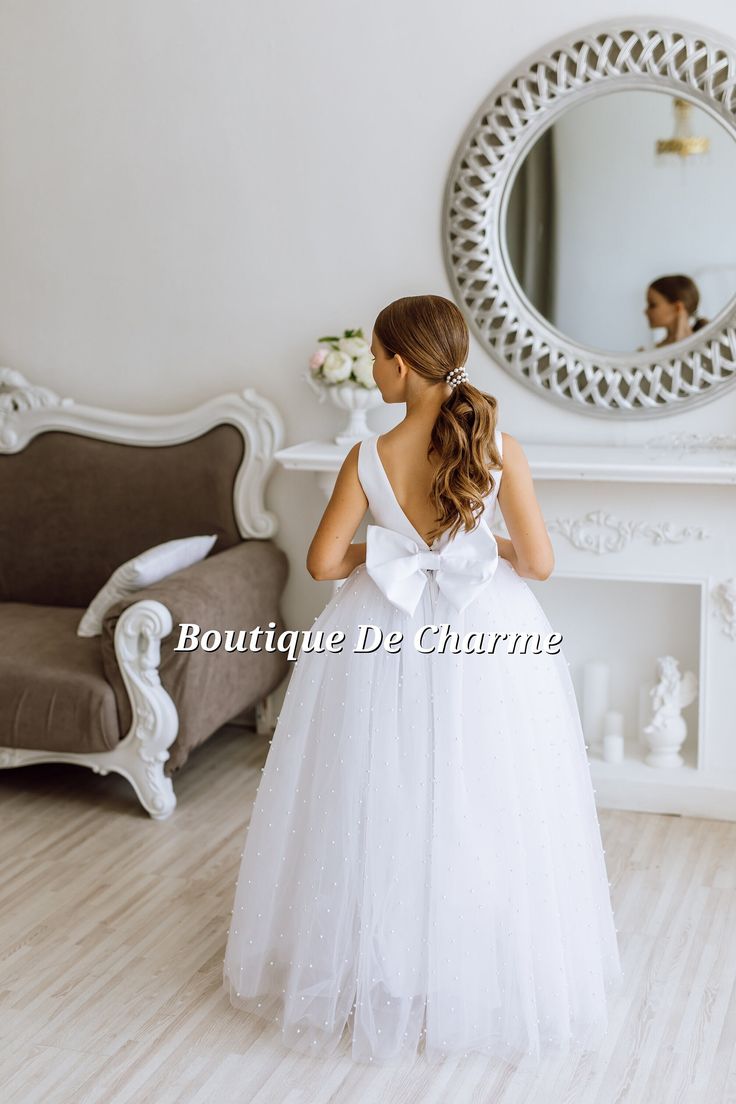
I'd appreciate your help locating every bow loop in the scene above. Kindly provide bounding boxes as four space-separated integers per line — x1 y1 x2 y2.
365 521 499 616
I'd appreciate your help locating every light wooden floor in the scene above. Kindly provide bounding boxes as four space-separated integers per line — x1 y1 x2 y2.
2 723 736 1104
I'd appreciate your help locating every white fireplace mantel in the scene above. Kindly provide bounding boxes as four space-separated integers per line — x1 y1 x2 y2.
275 437 736 485
275 437 736 822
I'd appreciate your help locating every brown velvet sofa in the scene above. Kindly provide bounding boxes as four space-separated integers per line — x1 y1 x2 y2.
0 368 291 818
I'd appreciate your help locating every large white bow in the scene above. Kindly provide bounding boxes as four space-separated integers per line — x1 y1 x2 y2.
365 520 499 616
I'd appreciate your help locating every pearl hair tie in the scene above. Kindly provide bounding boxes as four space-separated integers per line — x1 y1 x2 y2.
445 366 469 389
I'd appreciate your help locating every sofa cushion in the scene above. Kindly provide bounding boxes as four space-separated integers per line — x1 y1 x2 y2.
77 533 218 637
0 604 122 754
0 423 245 607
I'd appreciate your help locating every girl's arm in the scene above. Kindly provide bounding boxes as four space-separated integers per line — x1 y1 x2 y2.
495 433 555 580
306 443 369 581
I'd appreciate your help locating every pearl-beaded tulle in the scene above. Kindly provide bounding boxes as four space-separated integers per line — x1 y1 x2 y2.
222 429 624 1065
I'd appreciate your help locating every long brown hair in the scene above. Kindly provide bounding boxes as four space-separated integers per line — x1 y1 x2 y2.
373 294 502 545
650 274 709 332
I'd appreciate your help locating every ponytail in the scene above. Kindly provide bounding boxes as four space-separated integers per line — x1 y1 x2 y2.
373 294 503 547
428 380 503 546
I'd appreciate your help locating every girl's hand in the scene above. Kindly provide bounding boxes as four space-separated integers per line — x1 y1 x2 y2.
494 535 519 573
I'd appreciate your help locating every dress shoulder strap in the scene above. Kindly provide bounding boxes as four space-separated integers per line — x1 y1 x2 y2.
357 434 381 506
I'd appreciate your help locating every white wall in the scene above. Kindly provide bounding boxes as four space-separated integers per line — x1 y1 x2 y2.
1 1 735 630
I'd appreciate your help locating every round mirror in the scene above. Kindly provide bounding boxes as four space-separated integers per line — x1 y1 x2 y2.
443 22 736 417
505 89 736 355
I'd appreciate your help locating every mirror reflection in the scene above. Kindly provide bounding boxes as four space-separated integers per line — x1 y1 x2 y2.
505 89 736 354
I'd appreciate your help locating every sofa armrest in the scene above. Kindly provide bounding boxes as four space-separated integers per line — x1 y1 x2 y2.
100 540 291 774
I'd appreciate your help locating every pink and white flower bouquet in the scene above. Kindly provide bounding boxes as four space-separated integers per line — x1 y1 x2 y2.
304 328 377 399
304 327 383 445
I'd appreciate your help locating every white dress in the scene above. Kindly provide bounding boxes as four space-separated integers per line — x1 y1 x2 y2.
222 428 624 1065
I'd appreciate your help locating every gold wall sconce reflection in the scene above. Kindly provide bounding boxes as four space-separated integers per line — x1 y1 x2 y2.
656 98 710 158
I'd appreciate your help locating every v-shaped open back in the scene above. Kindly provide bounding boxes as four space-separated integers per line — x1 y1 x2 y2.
357 428 503 551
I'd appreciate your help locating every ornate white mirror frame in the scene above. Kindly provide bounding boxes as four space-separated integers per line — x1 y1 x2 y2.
442 19 736 418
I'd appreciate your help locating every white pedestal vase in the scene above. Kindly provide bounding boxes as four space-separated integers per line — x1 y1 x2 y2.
325 382 384 445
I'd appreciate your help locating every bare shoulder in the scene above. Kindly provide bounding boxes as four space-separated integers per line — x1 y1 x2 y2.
499 432 529 466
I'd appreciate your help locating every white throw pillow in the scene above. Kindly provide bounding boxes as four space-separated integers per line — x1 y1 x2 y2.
77 534 218 637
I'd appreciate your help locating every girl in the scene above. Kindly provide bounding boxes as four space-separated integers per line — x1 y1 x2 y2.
645 274 708 346
223 294 623 1066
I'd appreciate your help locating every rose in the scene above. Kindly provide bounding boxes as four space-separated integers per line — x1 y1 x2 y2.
309 348 328 372
352 354 376 388
338 336 371 358
322 349 353 383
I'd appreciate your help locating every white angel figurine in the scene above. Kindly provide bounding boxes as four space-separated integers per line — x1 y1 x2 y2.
643 655 698 768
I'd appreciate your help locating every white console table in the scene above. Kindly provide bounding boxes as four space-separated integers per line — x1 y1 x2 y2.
275 437 736 822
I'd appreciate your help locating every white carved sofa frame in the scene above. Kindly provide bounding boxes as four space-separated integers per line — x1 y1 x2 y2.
0 368 287 819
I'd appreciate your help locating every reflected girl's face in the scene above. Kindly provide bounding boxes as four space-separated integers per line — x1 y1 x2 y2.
645 287 677 329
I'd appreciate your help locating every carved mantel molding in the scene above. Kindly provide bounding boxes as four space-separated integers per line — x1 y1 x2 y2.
547 510 710 555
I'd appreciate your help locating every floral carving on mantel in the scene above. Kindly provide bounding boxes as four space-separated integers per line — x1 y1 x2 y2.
547 510 710 555
711 578 736 642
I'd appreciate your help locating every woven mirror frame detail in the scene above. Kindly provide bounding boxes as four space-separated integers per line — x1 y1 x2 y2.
442 21 736 418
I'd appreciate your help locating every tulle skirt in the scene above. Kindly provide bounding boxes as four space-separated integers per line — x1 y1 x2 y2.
222 557 624 1065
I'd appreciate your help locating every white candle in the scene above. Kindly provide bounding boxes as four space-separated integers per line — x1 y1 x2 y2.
582 660 609 749
603 733 624 764
603 709 623 738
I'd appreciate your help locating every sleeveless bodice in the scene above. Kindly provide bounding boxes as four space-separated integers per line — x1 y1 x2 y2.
357 427 503 551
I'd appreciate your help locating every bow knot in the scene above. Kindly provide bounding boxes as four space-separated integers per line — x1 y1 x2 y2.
415 549 442 572
365 520 499 616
